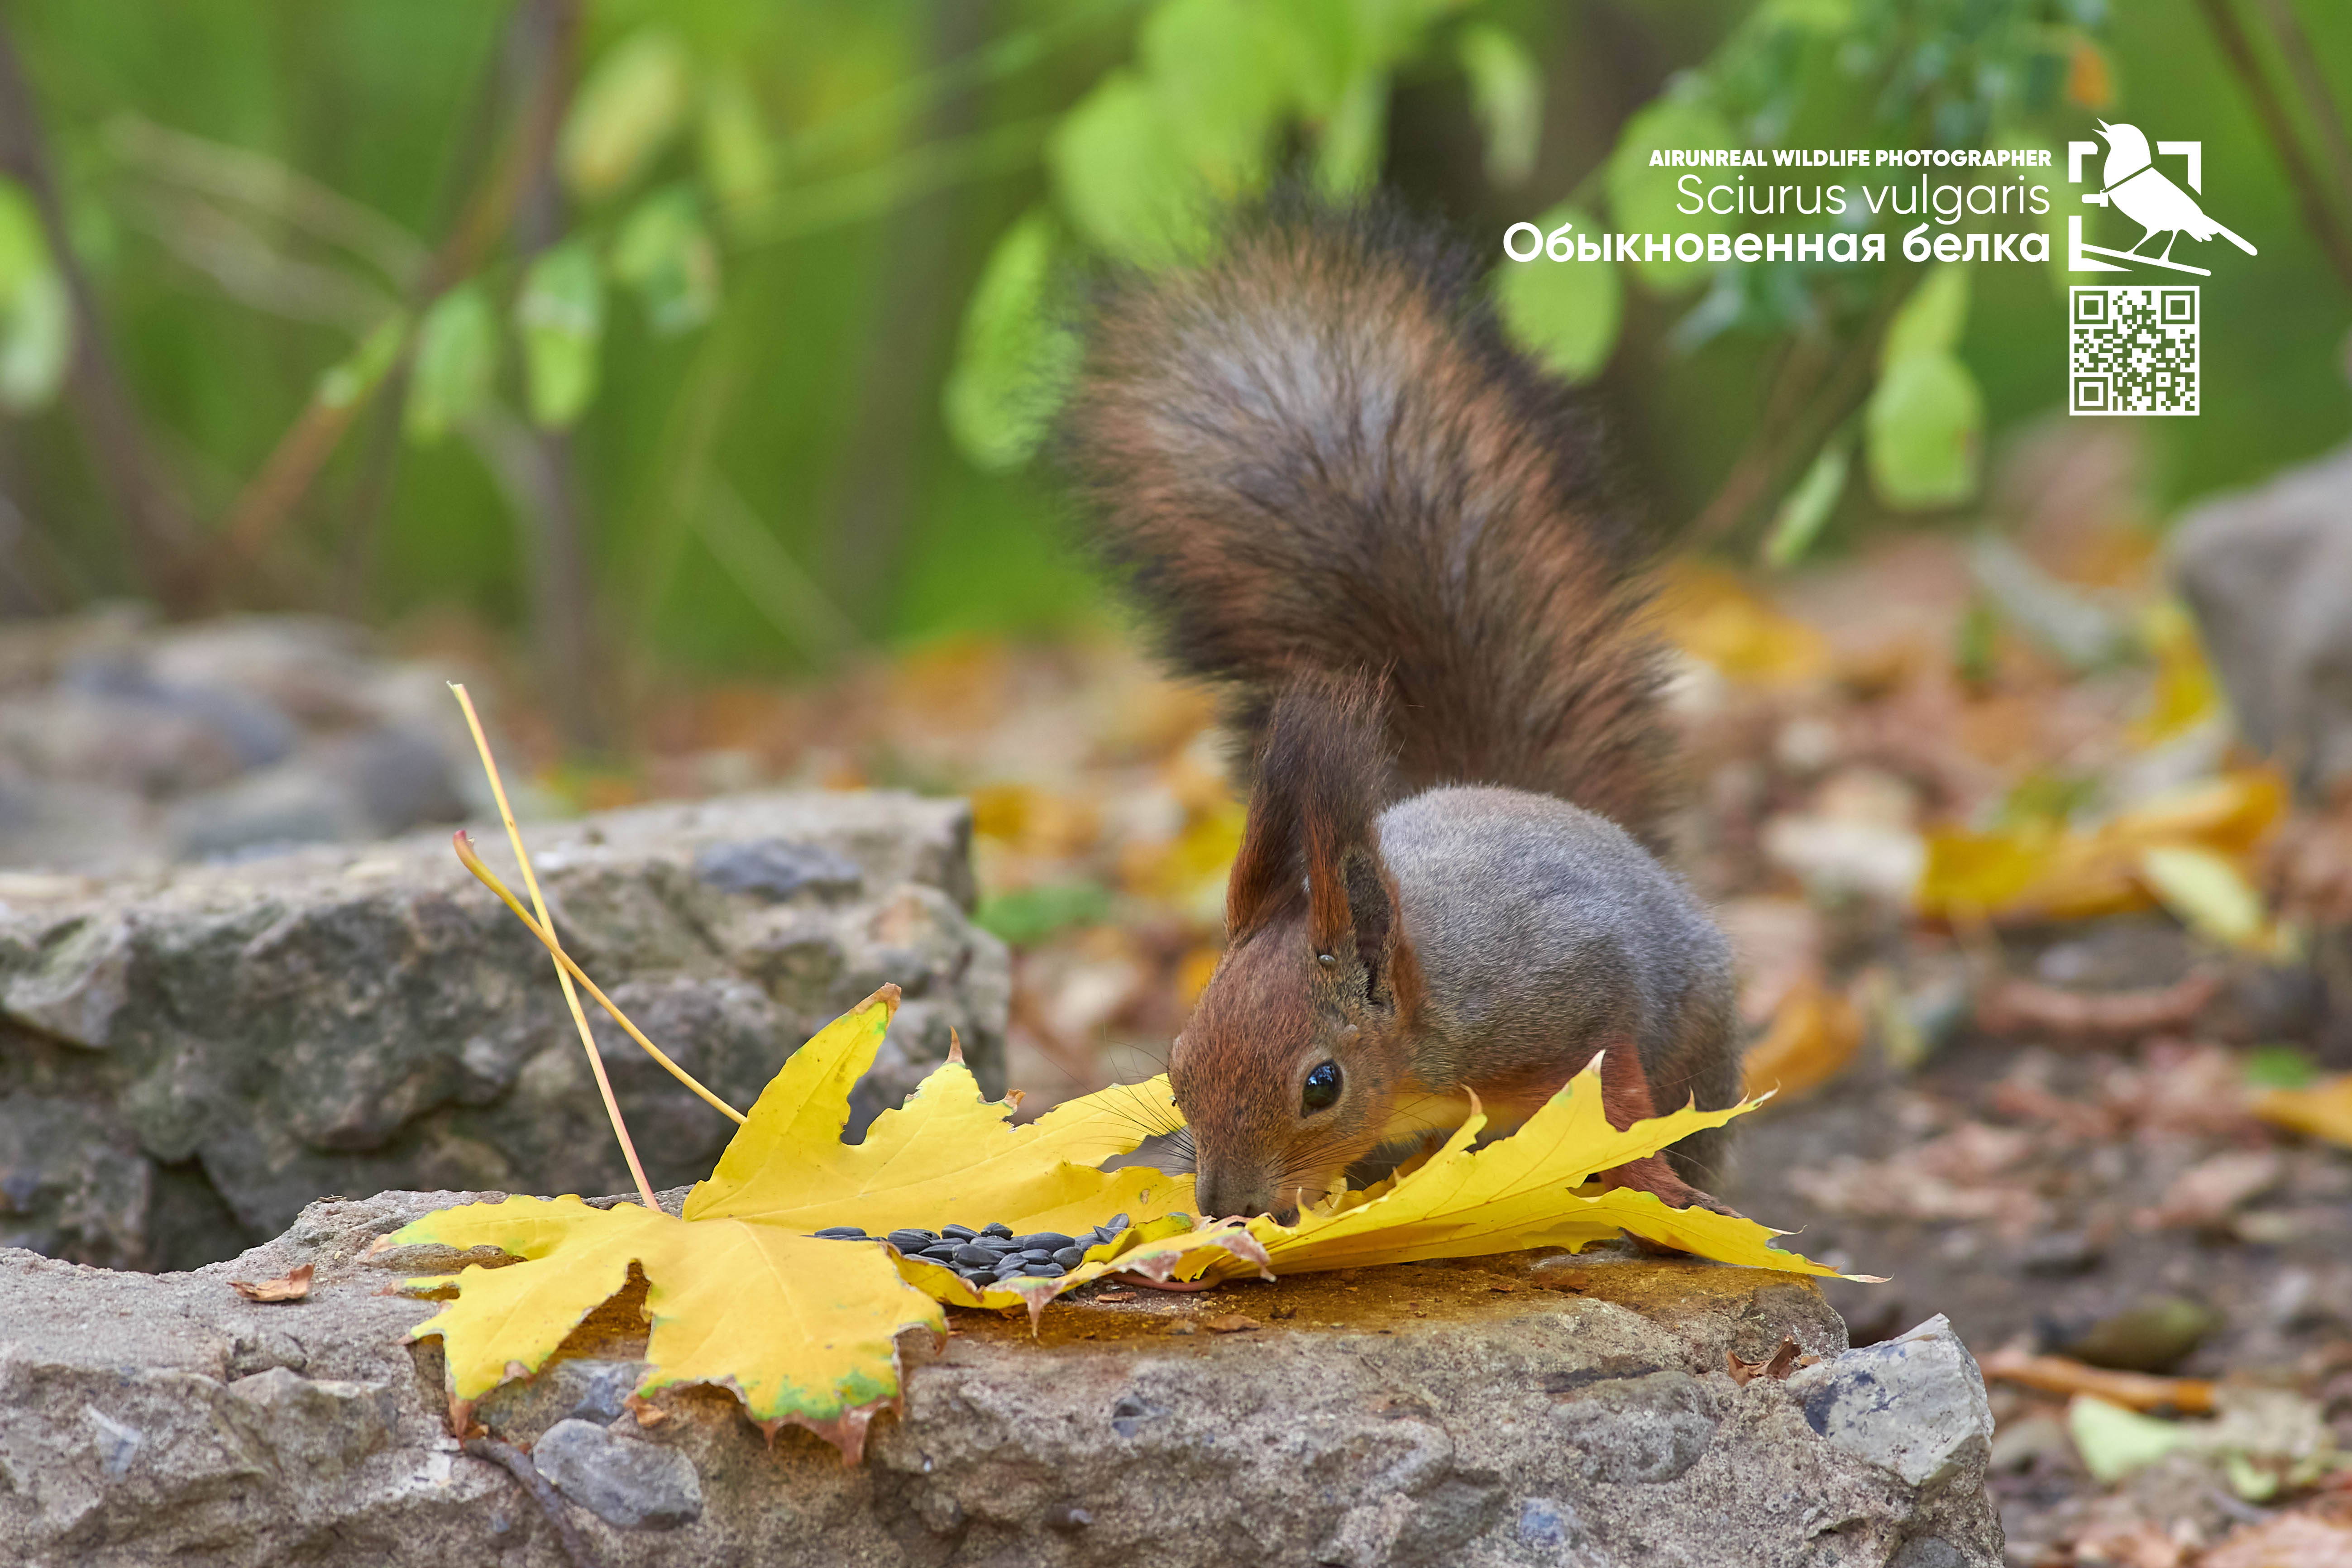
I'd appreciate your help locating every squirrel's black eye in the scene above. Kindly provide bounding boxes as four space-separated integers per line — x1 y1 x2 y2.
1301 1060 1342 1114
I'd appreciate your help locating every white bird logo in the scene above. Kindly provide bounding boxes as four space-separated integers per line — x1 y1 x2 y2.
2086 120 2256 264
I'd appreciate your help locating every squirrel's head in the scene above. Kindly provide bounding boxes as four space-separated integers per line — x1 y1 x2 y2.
1168 674 1421 1224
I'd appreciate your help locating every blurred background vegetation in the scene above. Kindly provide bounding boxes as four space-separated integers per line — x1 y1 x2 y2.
0 0 2346 760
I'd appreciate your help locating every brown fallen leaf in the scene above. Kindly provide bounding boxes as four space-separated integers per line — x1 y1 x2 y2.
1204 1313 1260 1334
2132 1149 2283 1231
2200 1511 2352 1568
1974 970 2219 1045
1727 1336 1807 1387
1740 976 1863 1103
229 1263 313 1303
1977 1347 2216 1413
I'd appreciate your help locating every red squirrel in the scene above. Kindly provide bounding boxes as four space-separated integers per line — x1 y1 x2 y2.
1065 202 1742 1224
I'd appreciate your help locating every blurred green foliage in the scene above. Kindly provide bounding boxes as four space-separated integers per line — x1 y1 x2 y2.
0 0 2344 740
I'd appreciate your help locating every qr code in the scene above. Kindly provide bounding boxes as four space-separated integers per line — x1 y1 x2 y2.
2070 287 2199 416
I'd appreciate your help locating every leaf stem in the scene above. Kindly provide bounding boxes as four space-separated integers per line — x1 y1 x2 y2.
449 682 662 1209
445 814 748 1123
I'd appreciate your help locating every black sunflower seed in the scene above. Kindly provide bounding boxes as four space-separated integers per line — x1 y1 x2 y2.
814 1226 867 1239
942 1224 977 1241
886 1229 937 1251
1053 1246 1087 1268
980 1222 1013 1239
952 1244 1000 1267
1023 1262 1067 1277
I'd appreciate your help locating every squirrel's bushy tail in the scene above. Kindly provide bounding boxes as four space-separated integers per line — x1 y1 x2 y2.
1064 200 1673 841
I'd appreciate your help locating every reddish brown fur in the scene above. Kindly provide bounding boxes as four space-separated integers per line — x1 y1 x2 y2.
1066 202 1717 1221
1067 201 1670 840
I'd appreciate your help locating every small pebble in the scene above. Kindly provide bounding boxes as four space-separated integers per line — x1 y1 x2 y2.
980 1222 1013 1239
1165 1321 1198 1337
886 1229 936 1252
814 1226 867 1239
1052 1246 1087 1268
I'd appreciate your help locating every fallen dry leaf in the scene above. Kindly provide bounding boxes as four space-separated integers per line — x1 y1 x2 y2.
1204 1313 1260 1334
2133 1149 2284 1231
1978 1348 2216 1414
1739 977 1863 1103
1916 770 2286 925
2200 1511 2352 1568
1727 1337 1807 1386
229 1264 314 1302
2255 1073 2352 1149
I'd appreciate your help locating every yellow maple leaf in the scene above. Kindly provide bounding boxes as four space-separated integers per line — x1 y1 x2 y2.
2252 1074 2352 1149
396 1000 1868 1463
394 988 1257 1456
1916 770 2286 926
1171 1055 1869 1283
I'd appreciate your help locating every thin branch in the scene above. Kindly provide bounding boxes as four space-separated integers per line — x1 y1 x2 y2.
462 1438 602 1568
2252 0 2352 219
218 0 583 576
1687 263 1915 546
451 683 661 1210
2195 0 2352 295
0 15 204 609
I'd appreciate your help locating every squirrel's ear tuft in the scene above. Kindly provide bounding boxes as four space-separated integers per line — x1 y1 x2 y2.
1224 672 1416 1011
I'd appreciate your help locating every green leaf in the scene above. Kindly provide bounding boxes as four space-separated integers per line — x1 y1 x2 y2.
943 210 1080 472
515 242 604 429
1492 204 1621 382
315 312 408 410
404 283 497 445
1047 72 1204 264
974 880 1114 946
2067 1396 2195 1484
1606 90 1738 291
0 177 71 413
1880 263 1970 368
561 29 693 201
1140 0 1292 192
698 69 775 228
2243 1044 2319 1092
611 187 719 335
1864 350 1981 509
1763 435 1851 567
1458 25 1542 188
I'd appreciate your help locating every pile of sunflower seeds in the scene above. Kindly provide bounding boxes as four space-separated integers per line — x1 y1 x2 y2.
813 1214 1147 1286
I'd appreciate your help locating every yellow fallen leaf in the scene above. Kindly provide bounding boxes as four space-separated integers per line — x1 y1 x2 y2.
395 989 1248 1456
1653 563 1833 686
2252 1074 2352 1148
397 991 1870 1461
2136 844 2273 952
1916 770 2286 925
1740 978 1864 1102
1171 1055 1868 1284
2132 600 2223 746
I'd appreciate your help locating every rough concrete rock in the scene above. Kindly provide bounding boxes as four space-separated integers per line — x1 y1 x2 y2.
0 609 477 874
0 792 1006 1268
0 1191 2005 1567
2174 443 2352 799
